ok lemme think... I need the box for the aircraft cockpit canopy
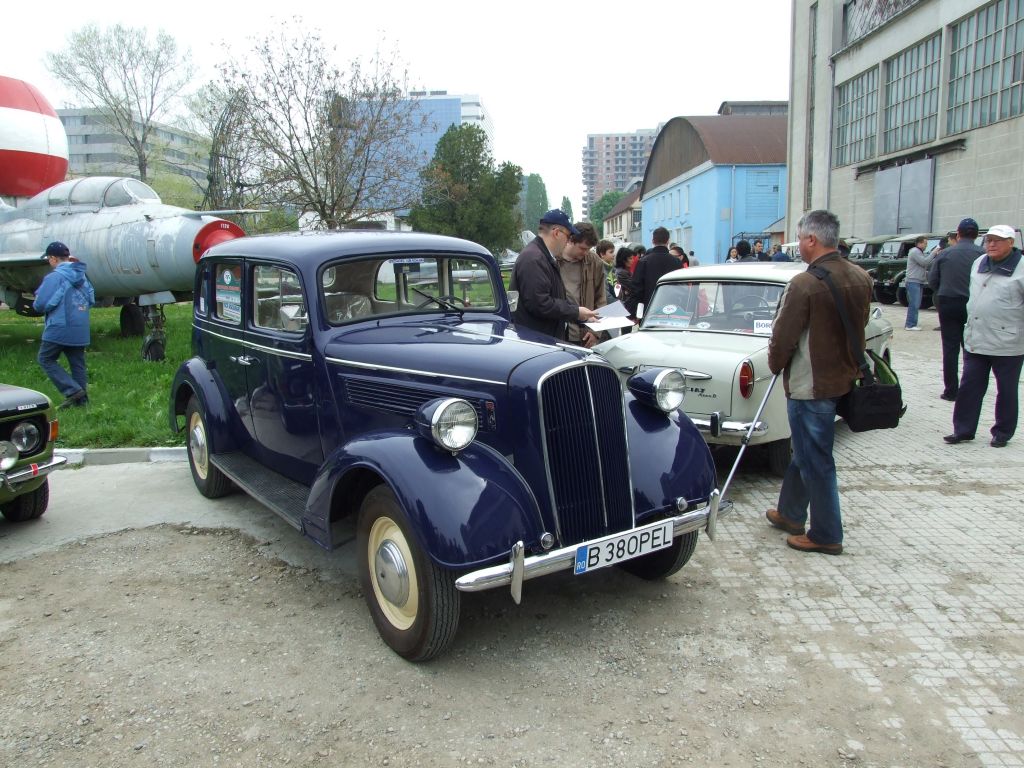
[45,177,162,209]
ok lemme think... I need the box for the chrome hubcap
[189,422,208,473]
[374,539,410,607]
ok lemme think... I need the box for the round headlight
[418,398,478,452]
[11,421,42,454]
[653,369,686,412]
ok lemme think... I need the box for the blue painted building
[640,113,787,263]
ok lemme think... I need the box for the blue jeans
[776,397,843,545]
[37,341,87,397]
[905,281,923,328]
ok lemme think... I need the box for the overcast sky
[4,0,792,217]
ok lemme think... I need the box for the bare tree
[219,22,429,229]
[46,24,194,182]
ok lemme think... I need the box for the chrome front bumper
[1,454,67,492]
[691,411,768,442]
[455,490,732,603]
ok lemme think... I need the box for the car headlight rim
[653,368,686,412]
[429,398,479,452]
[11,421,42,454]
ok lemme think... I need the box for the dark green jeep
[872,233,946,306]
[0,384,66,522]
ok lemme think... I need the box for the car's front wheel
[766,437,792,477]
[185,396,233,498]
[358,485,460,661]
[1,479,49,522]
[618,530,698,580]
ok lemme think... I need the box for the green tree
[46,24,194,182]
[560,196,574,223]
[523,173,548,230]
[409,124,523,254]
[588,190,625,237]
[148,171,203,209]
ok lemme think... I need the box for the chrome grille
[539,363,633,545]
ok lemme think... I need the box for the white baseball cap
[986,224,1015,240]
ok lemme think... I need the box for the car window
[213,263,243,325]
[195,266,210,318]
[253,265,307,333]
[321,255,498,326]
[643,281,783,335]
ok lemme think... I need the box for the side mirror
[872,307,882,319]
[636,302,645,319]
[507,290,519,313]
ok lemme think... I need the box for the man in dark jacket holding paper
[510,210,599,341]
[764,210,872,555]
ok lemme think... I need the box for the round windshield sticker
[696,321,711,329]
[661,304,678,314]
[222,270,232,285]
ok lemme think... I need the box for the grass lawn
[0,304,192,449]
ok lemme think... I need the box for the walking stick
[719,373,779,502]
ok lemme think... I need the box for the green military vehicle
[847,234,904,278]
[872,233,946,307]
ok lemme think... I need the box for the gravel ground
[1,302,1021,768]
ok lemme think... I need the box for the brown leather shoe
[786,534,843,555]
[766,508,804,536]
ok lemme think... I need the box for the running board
[211,452,307,531]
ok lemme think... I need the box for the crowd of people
[512,207,1022,557]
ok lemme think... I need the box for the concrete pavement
[1,302,1022,767]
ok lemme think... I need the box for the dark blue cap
[42,241,70,259]
[539,209,579,236]
[957,217,979,234]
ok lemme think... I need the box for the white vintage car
[594,262,894,476]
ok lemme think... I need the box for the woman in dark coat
[614,247,637,302]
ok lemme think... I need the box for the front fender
[168,358,239,455]
[309,431,545,570]
[625,394,717,519]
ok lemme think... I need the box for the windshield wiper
[411,287,464,316]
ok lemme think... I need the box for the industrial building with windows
[788,0,1024,238]
[57,108,208,184]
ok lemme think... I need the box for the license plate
[573,520,674,574]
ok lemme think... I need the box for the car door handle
[229,355,259,366]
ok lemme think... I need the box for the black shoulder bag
[807,265,905,432]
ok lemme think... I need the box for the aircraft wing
[179,209,269,218]
[0,252,45,266]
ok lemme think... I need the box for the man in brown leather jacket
[764,210,873,555]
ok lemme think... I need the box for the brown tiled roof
[606,188,640,219]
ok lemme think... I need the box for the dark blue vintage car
[169,231,726,660]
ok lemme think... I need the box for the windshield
[641,280,784,335]
[320,254,499,325]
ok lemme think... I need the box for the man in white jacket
[945,225,1024,447]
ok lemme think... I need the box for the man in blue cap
[510,209,599,341]
[33,241,95,408]
[928,217,983,401]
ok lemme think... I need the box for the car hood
[0,383,50,418]
[322,317,583,383]
[596,329,767,375]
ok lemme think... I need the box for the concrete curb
[60,447,187,467]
